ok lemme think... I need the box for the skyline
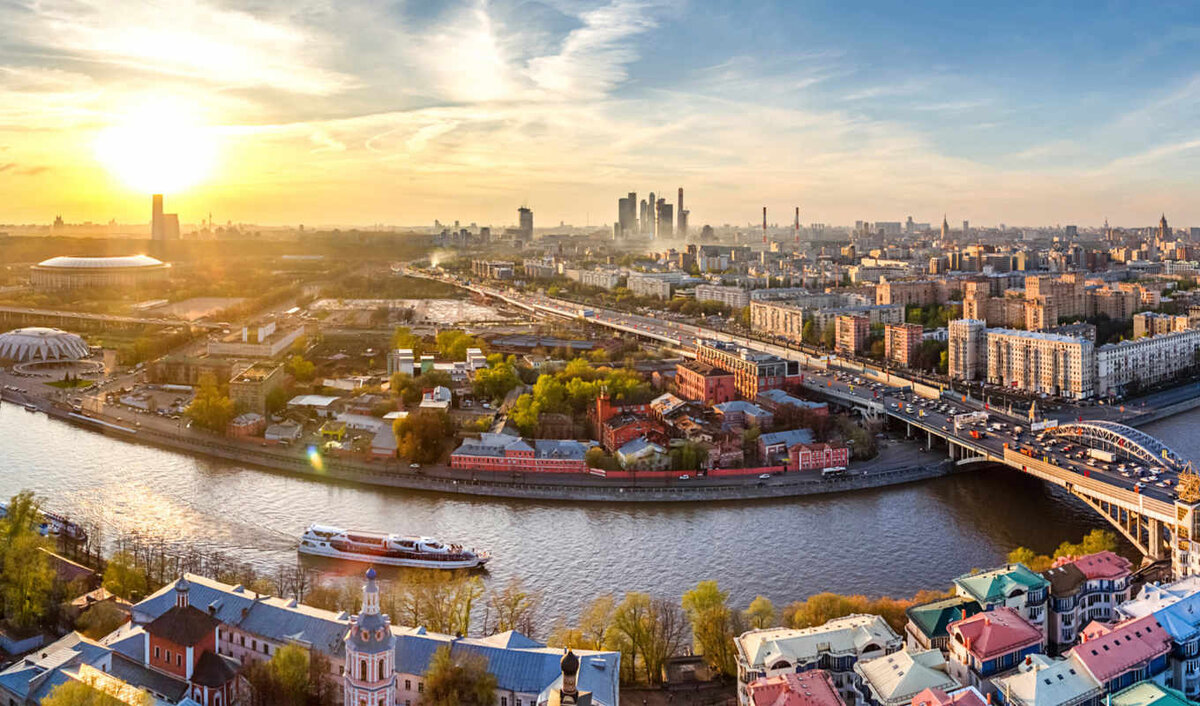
[1,1,1199,227]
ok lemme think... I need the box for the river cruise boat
[298,524,490,569]
[0,502,86,541]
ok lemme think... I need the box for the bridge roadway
[427,273,1200,566]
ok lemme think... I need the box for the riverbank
[20,397,957,503]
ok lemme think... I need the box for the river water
[1,402,1174,627]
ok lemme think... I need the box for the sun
[94,100,219,195]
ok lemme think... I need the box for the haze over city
[2,0,1199,227]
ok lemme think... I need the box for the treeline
[1006,528,1119,572]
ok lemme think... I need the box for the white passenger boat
[298,524,490,569]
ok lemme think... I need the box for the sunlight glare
[94,99,219,194]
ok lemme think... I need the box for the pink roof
[1069,551,1133,580]
[911,687,988,706]
[748,671,847,706]
[1069,614,1171,683]
[949,607,1042,659]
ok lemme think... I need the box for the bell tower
[343,568,396,706]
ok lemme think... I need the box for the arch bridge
[1046,420,1186,471]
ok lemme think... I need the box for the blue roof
[758,389,827,409]
[713,400,769,415]
[616,437,663,457]
[1151,591,1200,643]
[534,439,586,461]
[758,428,815,448]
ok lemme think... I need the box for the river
[0,402,1166,627]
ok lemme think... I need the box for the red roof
[748,671,846,706]
[949,607,1042,660]
[1069,614,1171,683]
[1068,551,1133,580]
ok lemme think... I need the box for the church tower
[941,214,949,240]
[343,568,396,706]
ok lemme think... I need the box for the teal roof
[953,564,1048,605]
[906,596,983,639]
[1110,680,1193,706]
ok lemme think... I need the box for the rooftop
[1067,614,1171,683]
[990,654,1101,706]
[1109,681,1194,706]
[35,254,167,269]
[948,607,1042,660]
[737,614,900,670]
[906,597,982,640]
[854,649,958,706]
[747,670,846,706]
[953,563,1048,605]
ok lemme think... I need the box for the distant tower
[648,192,656,238]
[1159,213,1171,241]
[762,206,767,244]
[518,207,533,239]
[794,206,800,245]
[618,193,637,239]
[655,199,673,239]
[343,568,396,706]
[676,188,688,239]
[941,214,949,240]
[152,194,164,241]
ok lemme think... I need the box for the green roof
[906,596,983,639]
[953,563,1048,605]
[1110,681,1192,706]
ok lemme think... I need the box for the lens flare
[307,445,325,472]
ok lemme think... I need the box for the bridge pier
[926,430,932,451]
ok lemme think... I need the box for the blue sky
[0,0,1197,227]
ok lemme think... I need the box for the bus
[821,467,846,477]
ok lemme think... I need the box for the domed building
[0,327,90,362]
[30,254,170,290]
[343,568,396,706]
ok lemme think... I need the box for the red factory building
[675,360,737,405]
[788,442,849,471]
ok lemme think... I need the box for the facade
[1040,551,1133,654]
[985,329,1096,399]
[885,323,924,367]
[696,340,799,400]
[675,360,737,405]
[695,284,751,309]
[228,362,285,416]
[343,569,396,706]
[788,443,849,471]
[627,274,674,299]
[835,315,869,355]
[905,597,983,654]
[876,279,949,308]
[30,255,171,290]
[735,615,903,706]
[946,608,1043,692]
[948,319,987,381]
[758,428,815,464]
[1095,328,1200,397]
[1133,312,1190,339]
[1115,577,1200,699]
[751,300,807,342]
[149,355,233,386]
[601,413,664,452]
[953,564,1049,630]
[578,269,622,290]
[472,260,516,279]
[450,433,588,473]
[811,306,904,333]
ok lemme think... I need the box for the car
[758,473,772,479]
[679,474,691,480]
[409,463,421,469]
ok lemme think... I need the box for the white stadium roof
[0,327,90,362]
[34,255,167,270]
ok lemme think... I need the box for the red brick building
[601,414,666,452]
[835,315,869,355]
[695,340,799,400]
[675,360,737,405]
[449,433,588,473]
[885,323,924,367]
[788,442,849,471]
[145,579,239,706]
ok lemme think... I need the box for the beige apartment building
[948,319,987,381]
[986,329,1095,399]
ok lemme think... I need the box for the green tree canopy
[42,680,152,706]
[681,581,738,677]
[185,373,236,433]
[420,645,497,706]
[103,551,148,601]
[393,410,456,464]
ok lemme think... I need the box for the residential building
[228,362,285,416]
[747,670,846,706]
[450,433,588,473]
[601,413,665,452]
[1115,577,1200,699]
[472,259,515,279]
[909,686,988,706]
[986,330,1096,400]
[836,315,870,355]
[696,340,799,399]
[946,607,1043,692]
[695,284,751,309]
[811,305,904,333]
[1041,551,1133,654]
[876,279,950,308]
[989,653,1103,706]
[627,274,674,299]
[757,389,829,416]
[1095,328,1200,397]
[788,443,849,471]
[1133,313,1191,339]
[751,300,807,342]
[615,437,670,470]
[905,597,984,654]
[953,564,1050,630]
[579,269,622,290]
[735,615,903,705]
[149,355,233,386]
[207,320,304,358]
[853,649,960,706]
[388,348,415,375]
[758,428,815,464]
[676,360,737,405]
[713,400,774,429]
[885,323,924,367]
[948,319,987,381]
[1109,681,1193,706]
[1066,615,1171,695]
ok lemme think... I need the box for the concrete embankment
[33,402,955,503]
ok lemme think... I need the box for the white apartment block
[579,269,622,290]
[986,329,1095,399]
[694,284,750,309]
[1096,328,1200,397]
[627,274,674,299]
[948,319,987,381]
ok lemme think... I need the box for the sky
[1,0,1199,229]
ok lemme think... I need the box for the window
[379,658,386,678]
[154,646,161,660]
[405,680,411,690]
[176,654,182,667]
[418,682,424,694]
[240,635,245,647]
[501,698,508,706]
[361,659,368,679]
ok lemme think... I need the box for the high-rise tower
[518,207,533,239]
[618,193,637,238]
[151,194,164,241]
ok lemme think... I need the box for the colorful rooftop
[738,615,901,669]
[854,648,958,705]
[906,596,983,640]
[1067,614,1171,684]
[953,563,1048,605]
[1067,551,1133,580]
[748,670,846,706]
[948,607,1042,660]
[989,653,1101,706]
[910,686,988,706]
[1109,680,1194,706]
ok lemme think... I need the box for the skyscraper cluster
[616,187,689,240]
[151,194,180,242]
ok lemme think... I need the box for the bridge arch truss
[1047,420,1185,471]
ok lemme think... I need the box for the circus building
[0,327,90,362]
[30,254,170,290]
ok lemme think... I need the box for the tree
[435,329,484,361]
[473,359,521,403]
[745,595,776,629]
[2,531,54,631]
[387,573,483,636]
[265,386,290,415]
[681,581,737,677]
[245,643,335,706]
[285,355,316,383]
[42,680,152,706]
[485,578,540,636]
[1,490,42,547]
[76,601,128,639]
[608,593,687,685]
[390,372,423,406]
[420,645,497,706]
[419,369,454,391]
[103,551,148,601]
[393,410,456,464]
[185,373,236,433]
[509,394,542,436]
[392,326,426,357]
